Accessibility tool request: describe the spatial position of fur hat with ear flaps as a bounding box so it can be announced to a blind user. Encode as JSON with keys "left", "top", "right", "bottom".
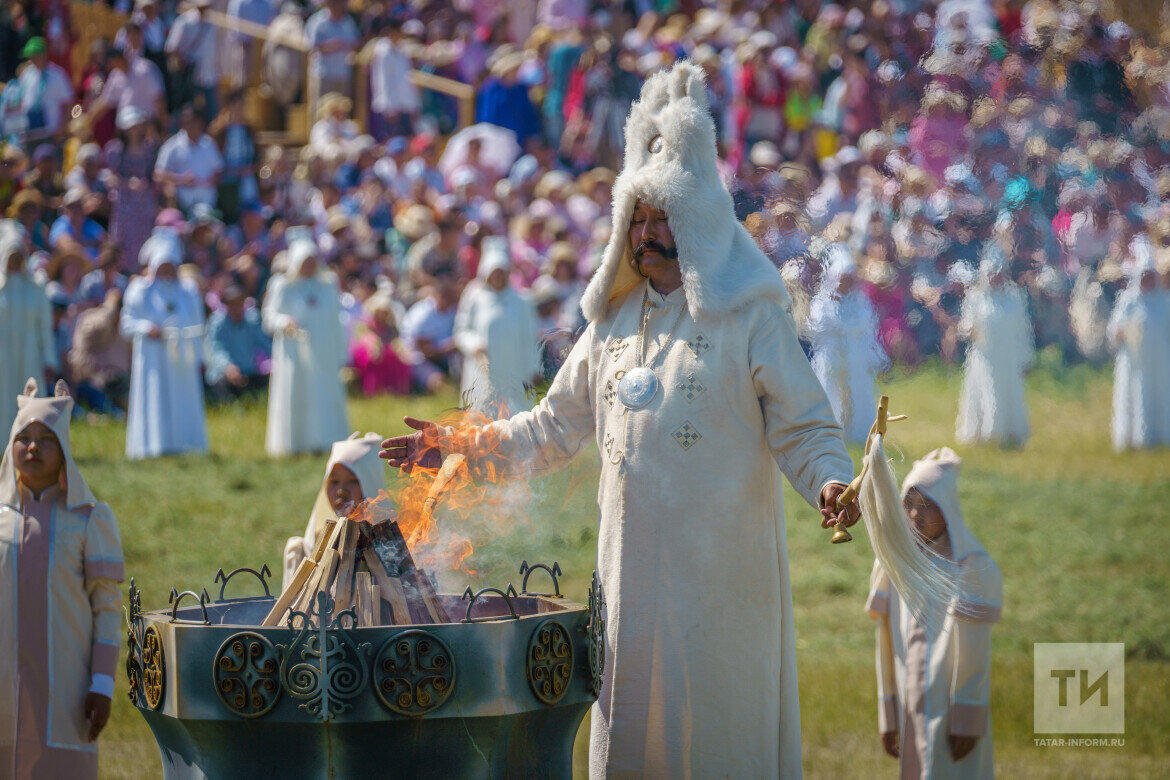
{"left": 579, "top": 61, "right": 790, "bottom": 323}
{"left": 0, "top": 378, "right": 97, "bottom": 509}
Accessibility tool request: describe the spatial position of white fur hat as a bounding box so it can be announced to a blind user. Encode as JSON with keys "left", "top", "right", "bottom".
{"left": 579, "top": 60, "right": 789, "bottom": 323}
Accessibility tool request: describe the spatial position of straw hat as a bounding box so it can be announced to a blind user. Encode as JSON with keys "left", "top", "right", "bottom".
{"left": 393, "top": 204, "right": 435, "bottom": 241}
{"left": 46, "top": 244, "right": 92, "bottom": 280}
{"left": 316, "top": 92, "right": 352, "bottom": 120}
{"left": 6, "top": 188, "right": 43, "bottom": 218}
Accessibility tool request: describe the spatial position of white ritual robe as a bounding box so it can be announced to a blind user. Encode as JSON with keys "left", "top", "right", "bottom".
{"left": 120, "top": 276, "right": 209, "bottom": 459}
{"left": 262, "top": 274, "right": 349, "bottom": 456}
{"left": 807, "top": 289, "right": 888, "bottom": 443}
{"left": 868, "top": 536, "right": 1001, "bottom": 780}
{"left": 956, "top": 284, "right": 1033, "bottom": 447}
{"left": 0, "top": 273, "right": 57, "bottom": 432}
{"left": 1107, "top": 288, "right": 1170, "bottom": 450}
{"left": 453, "top": 283, "right": 541, "bottom": 418}
{"left": 465, "top": 282, "right": 853, "bottom": 778}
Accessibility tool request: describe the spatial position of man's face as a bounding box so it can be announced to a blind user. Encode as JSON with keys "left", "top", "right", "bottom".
{"left": 184, "top": 114, "right": 205, "bottom": 139}
{"left": 326, "top": 463, "right": 363, "bottom": 515}
{"left": 13, "top": 421, "right": 64, "bottom": 491}
{"left": 903, "top": 488, "right": 947, "bottom": 542}
{"left": 628, "top": 201, "right": 676, "bottom": 277}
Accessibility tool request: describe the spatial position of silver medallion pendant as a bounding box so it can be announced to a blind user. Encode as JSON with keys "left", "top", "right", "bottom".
{"left": 616, "top": 366, "right": 660, "bottom": 409}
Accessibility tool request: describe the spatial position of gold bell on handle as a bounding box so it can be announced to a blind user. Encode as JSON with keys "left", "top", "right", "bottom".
{"left": 827, "top": 396, "right": 908, "bottom": 546}
{"left": 831, "top": 520, "right": 853, "bottom": 544}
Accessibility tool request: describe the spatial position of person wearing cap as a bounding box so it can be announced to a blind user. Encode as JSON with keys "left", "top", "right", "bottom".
{"left": 304, "top": 0, "right": 361, "bottom": 105}
{"left": 49, "top": 189, "right": 106, "bottom": 261}
{"left": 453, "top": 236, "right": 542, "bottom": 418}
{"left": 0, "top": 223, "right": 58, "bottom": 433}
{"left": 956, "top": 244, "right": 1034, "bottom": 448}
{"left": 164, "top": 0, "right": 220, "bottom": 120}
{"left": 6, "top": 188, "right": 49, "bottom": 253}
{"left": 204, "top": 284, "right": 271, "bottom": 402}
{"left": 399, "top": 270, "right": 461, "bottom": 394}
{"left": 262, "top": 237, "right": 349, "bottom": 456}
{"left": 120, "top": 228, "right": 209, "bottom": 459}
{"left": 1107, "top": 237, "right": 1170, "bottom": 450}
{"left": 383, "top": 63, "right": 857, "bottom": 777}
{"left": 0, "top": 378, "right": 126, "bottom": 778}
{"left": 154, "top": 107, "right": 224, "bottom": 214}
{"left": 867, "top": 447, "right": 1001, "bottom": 779}
{"left": 104, "top": 104, "right": 160, "bottom": 271}
{"left": 6, "top": 36, "right": 74, "bottom": 142}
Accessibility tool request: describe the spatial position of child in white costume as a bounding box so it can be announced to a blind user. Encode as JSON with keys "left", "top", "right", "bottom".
{"left": 867, "top": 447, "right": 1001, "bottom": 779}
{"left": 1107, "top": 240, "right": 1170, "bottom": 450}
{"left": 956, "top": 245, "right": 1034, "bottom": 447}
{"left": 808, "top": 244, "right": 889, "bottom": 443}
{"left": 281, "top": 432, "right": 393, "bottom": 590}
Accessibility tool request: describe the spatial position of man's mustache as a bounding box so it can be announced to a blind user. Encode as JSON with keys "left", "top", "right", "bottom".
{"left": 634, "top": 241, "right": 678, "bottom": 260}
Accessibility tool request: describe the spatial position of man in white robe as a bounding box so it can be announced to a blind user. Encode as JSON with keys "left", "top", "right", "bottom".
{"left": 0, "top": 222, "right": 57, "bottom": 434}
{"left": 867, "top": 447, "right": 1001, "bottom": 779}
{"left": 262, "top": 238, "right": 349, "bottom": 456}
{"left": 383, "top": 62, "right": 858, "bottom": 778}
{"left": 120, "top": 229, "right": 209, "bottom": 459}
{"left": 454, "top": 236, "right": 542, "bottom": 419}
{"left": 807, "top": 244, "right": 889, "bottom": 443}
{"left": 956, "top": 245, "right": 1034, "bottom": 448}
{"left": 1107, "top": 241, "right": 1170, "bottom": 450}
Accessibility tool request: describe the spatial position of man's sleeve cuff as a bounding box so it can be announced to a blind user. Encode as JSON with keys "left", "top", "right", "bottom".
{"left": 89, "top": 673, "right": 115, "bottom": 699}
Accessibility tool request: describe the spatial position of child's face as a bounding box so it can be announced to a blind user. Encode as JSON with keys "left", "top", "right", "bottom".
{"left": 903, "top": 487, "right": 947, "bottom": 542}
{"left": 13, "top": 421, "right": 64, "bottom": 492}
{"left": 326, "top": 463, "right": 363, "bottom": 515}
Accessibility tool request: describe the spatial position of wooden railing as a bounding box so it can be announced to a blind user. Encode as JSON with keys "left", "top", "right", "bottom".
{"left": 67, "top": 1, "right": 477, "bottom": 144}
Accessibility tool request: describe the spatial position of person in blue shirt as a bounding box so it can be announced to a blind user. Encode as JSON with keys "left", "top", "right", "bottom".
{"left": 48, "top": 187, "right": 106, "bottom": 260}
{"left": 204, "top": 285, "right": 271, "bottom": 402}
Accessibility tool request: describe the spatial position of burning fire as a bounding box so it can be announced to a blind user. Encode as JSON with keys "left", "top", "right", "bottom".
{"left": 350, "top": 409, "right": 530, "bottom": 577}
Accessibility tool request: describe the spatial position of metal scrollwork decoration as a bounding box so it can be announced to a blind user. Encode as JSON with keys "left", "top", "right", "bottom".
{"left": 278, "top": 591, "right": 371, "bottom": 721}
{"left": 214, "top": 564, "right": 273, "bottom": 601}
{"left": 142, "top": 624, "right": 166, "bottom": 710}
{"left": 125, "top": 578, "right": 145, "bottom": 707}
{"left": 519, "top": 561, "right": 562, "bottom": 597}
{"left": 460, "top": 585, "right": 520, "bottom": 623}
{"left": 527, "top": 619, "right": 573, "bottom": 705}
{"left": 373, "top": 630, "right": 456, "bottom": 717}
{"left": 587, "top": 570, "right": 606, "bottom": 697}
{"left": 214, "top": 632, "right": 282, "bottom": 718}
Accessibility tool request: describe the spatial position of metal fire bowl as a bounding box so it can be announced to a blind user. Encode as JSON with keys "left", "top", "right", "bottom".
{"left": 125, "top": 566, "right": 604, "bottom": 779}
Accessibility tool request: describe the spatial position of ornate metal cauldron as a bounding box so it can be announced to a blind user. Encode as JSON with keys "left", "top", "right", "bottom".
{"left": 126, "top": 563, "right": 604, "bottom": 778}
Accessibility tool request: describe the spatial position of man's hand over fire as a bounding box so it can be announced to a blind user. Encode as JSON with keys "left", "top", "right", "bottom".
{"left": 819, "top": 482, "right": 860, "bottom": 529}
{"left": 380, "top": 416, "right": 444, "bottom": 472}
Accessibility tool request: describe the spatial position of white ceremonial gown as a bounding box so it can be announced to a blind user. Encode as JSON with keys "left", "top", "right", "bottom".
{"left": 0, "top": 271, "right": 57, "bottom": 434}
{"left": 473, "top": 281, "right": 853, "bottom": 778}
{"left": 454, "top": 283, "right": 541, "bottom": 418}
{"left": 262, "top": 256, "right": 349, "bottom": 456}
{"left": 808, "top": 284, "right": 888, "bottom": 444}
{"left": 120, "top": 274, "right": 209, "bottom": 459}
{"left": 1107, "top": 285, "right": 1170, "bottom": 450}
{"left": 867, "top": 449, "right": 1001, "bottom": 780}
{"left": 956, "top": 283, "right": 1033, "bottom": 446}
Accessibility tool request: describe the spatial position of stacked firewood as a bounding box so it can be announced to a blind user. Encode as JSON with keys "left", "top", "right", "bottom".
{"left": 262, "top": 518, "right": 449, "bottom": 627}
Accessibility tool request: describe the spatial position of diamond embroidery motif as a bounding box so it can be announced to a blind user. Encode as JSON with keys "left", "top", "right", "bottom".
{"left": 672, "top": 421, "right": 702, "bottom": 450}
{"left": 603, "top": 380, "right": 616, "bottom": 408}
{"left": 677, "top": 374, "right": 706, "bottom": 403}
{"left": 606, "top": 339, "right": 628, "bottom": 359}
{"left": 686, "top": 334, "right": 712, "bottom": 357}
{"left": 604, "top": 432, "right": 615, "bottom": 457}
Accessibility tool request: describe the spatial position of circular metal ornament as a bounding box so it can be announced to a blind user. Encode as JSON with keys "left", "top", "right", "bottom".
{"left": 649, "top": 135, "right": 663, "bottom": 154}
{"left": 527, "top": 619, "right": 573, "bottom": 706}
{"left": 616, "top": 366, "right": 659, "bottom": 410}
{"left": 214, "top": 632, "right": 282, "bottom": 718}
{"left": 142, "top": 625, "right": 166, "bottom": 710}
{"left": 374, "top": 630, "right": 455, "bottom": 717}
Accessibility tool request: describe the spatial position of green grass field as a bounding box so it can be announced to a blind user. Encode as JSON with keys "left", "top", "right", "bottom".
{"left": 77, "top": 361, "right": 1169, "bottom": 778}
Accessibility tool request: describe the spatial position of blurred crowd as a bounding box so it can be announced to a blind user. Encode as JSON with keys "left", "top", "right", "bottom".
{"left": 2, "top": 0, "right": 1170, "bottom": 441}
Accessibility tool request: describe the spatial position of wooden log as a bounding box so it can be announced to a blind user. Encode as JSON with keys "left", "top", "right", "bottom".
{"left": 354, "top": 572, "right": 374, "bottom": 626}
{"left": 414, "top": 568, "right": 449, "bottom": 623}
{"left": 367, "top": 580, "right": 383, "bottom": 626}
{"left": 261, "top": 558, "right": 316, "bottom": 626}
{"left": 331, "top": 520, "right": 360, "bottom": 613}
{"left": 362, "top": 548, "right": 417, "bottom": 625}
{"left": 292, "top": 548, "right": 336, "bottom": 618}
{"left": 310, "top": 519, "right": 336, "bottom": 563}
